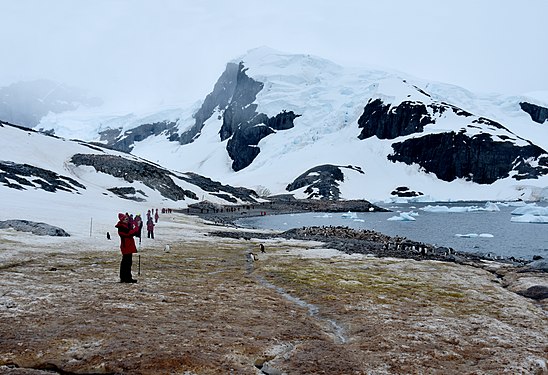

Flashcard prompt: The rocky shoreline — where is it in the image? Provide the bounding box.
[186,197,548,304]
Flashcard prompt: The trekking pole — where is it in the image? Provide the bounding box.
[138,254,141,276]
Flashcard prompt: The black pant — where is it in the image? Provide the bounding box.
[147,230,154,239]
[120,253,133,282]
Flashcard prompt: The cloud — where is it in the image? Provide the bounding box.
[1,0,547,111]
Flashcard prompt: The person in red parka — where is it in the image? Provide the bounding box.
[115,213,139,283]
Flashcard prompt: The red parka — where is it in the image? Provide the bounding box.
[115,219,139,255]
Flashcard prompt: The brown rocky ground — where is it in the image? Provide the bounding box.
[0,213,547,374]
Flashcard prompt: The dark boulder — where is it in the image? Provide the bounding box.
[0,220,70,236]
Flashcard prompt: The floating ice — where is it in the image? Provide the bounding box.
[511,214,548,224]
[455,233,494,238]
[341,211,357,219]
[387,212,416,221]
[511,204,548,216]
[421,202,501,213]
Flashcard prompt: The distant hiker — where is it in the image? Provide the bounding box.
[106,231,111,240]
[154,209,159,223]
[146,209,151,221]
[147,217,155,239]
[134,214,143,244]
[259,243,265,253]
[115,213,139,283]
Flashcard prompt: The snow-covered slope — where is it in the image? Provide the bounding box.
[37,47,548,202]
[0,121,260,234]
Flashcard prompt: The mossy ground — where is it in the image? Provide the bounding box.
[0,214,547,374]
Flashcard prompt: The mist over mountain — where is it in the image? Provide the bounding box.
[0,79,102,128]
[14,48,548,203]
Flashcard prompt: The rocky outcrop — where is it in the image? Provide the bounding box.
[70,154,197,201]
[107,186,147,202]
[357,99,433,139]
[99,121,178,153]
[0,161,85,192]
[520,102,548,124]
[227,110,300,171]
[0,220,70,236]
[388,131,548,184]
[178,172,259,203]
[357,99,474,140]
[390,186,424,198]
[286,165,364,200]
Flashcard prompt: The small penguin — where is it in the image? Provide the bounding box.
[259,243,265,253]
[106,231,111,240]
[164,244,170,252]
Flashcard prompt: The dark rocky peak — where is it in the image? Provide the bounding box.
[388,131,548,184]
[391,186,424,198]
[520,102,548,124]
[357,98,433,140]
[286,164,363,200]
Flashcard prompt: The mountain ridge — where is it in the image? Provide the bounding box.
[28,47,548,202]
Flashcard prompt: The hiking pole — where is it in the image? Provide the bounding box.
[138,254,141,276]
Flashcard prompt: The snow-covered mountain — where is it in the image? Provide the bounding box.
[36,47,548,202]
[0,79,102,128]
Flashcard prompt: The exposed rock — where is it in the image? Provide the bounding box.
[520,101,548,124]
[0,220,70,236]
[0,160,85,193]
[180,62,300,171]
[99,121,178,153]
[516,285,548,300]
[70,154,197,201]
[388,131,548,184]
[107,186,147,202]
[390,186,424,197]
[357,99,433,139]
[286,165,364,200]
[178,172,259,203]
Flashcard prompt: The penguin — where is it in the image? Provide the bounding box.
[259,243,265,253]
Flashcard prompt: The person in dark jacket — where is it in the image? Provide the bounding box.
[115,213,139,283]
[146,216,155,239]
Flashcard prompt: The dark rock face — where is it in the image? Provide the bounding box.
[286,165,364,200]
[357,99,433,139]
[182,62,300,171]
[99,121,178,153]
[0,220,70,236]
[520,102,548,124]
[227,110,300,171]
[0,161,85,192]
[388,131,548,184]
[70,154,197,201]
[357,99,474,140]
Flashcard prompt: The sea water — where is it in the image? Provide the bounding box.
[236,202,548,260]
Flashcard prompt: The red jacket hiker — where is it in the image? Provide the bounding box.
[115,213,139,255]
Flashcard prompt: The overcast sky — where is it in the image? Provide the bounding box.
[2,0,547,111]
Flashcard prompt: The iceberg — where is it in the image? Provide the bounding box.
[455,233,494,238]
[387,212,416,221]
[341,211,357,219]
[511,214,548,224]
[511,205,548,216]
